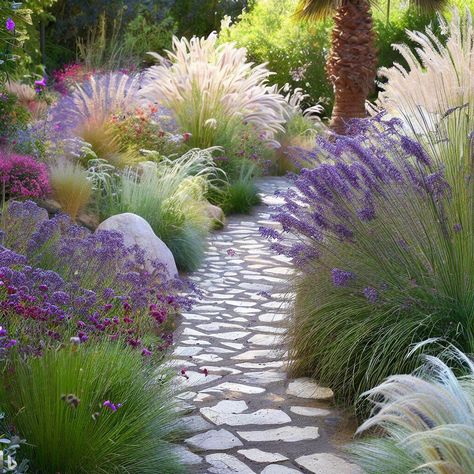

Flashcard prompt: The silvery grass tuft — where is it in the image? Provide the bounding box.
[351,343,474,474]
[261,113,474,406]
[140,33,288,149]
[375,8,473,135]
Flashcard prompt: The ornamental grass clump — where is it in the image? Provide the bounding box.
[100,149,221,272]
[49,160,93,220]
[0,342,183,473]
[376,9,473,134]
[262,114,473,406]
[350,345,474,474]
[140,33,287,149]
[49,72,142,166]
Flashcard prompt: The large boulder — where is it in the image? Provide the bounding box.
[96,213,178,279]
[205,202,225,230]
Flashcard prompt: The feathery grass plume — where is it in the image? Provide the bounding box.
[49,160,93,220]
[261,114,474,407]
[49,72,142,166]
[0,342,183,473]
[376,8,473,134]
[140,33,287,149]
[100,149,221,272]
[5,81,47,120]
[350,343,474,474]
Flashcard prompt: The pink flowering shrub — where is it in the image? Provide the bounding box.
[0,153,50,200]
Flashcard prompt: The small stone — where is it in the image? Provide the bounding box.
[290,406,331,417]
[185,429,243,451]
[206,453,255,474]
[295,453,363,474]
[238,449,288,463]
[237,426,320,443]
[287,378,334,401]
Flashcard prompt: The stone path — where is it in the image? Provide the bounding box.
[171,177,361,474]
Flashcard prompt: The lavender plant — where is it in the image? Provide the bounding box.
[262,114,473,406]
[0,200,193,360]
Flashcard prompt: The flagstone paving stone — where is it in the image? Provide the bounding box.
[172,178,360,473]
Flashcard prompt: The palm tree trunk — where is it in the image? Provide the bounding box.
[327,0,377,134]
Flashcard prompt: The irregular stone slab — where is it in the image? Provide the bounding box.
[287,379,334,401]
[240,371,287,385]
[221,342,245,350]
[96,213,178,278]
[185,429,243,451]
[193,354,223,363]
[173,415,214,433]
[176,371,222,388]
[176,391,197,400]
[197,322,245,331]
[203,382,266,394]
[253,326,287,334]
[206,453,256,474]
[295,453,363,474]
[202,400,248,414]
[237,426,320,443]
[173,346,203,357]
[259,313,287,323]
[209,331,251,341]
[290,406,331,417]
[201,404,291,426]
[238,449,288,463]
[171,445,203,465]
[231,350,275,361]
[261,464,301,474]
[194,393,213,403]
[248,334,283,346]
[236,361,284,369]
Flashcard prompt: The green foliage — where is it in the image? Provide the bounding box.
[122,12,177,64]
[219,0,333,114]
[0,88,31,142]
[0,342,182,473]
[99,150,219,272]
[220,161,261,214]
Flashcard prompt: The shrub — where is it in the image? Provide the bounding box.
[0,90,31,146]
[49,160,93,220]
[0,200,193,358]
[350,344,474,473]
[140,33,287,149]
[261,115,473,406]
[99,149,219,272]
[1,342,182,473]
[0,153,50,201]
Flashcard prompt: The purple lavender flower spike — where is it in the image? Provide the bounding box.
[331,268,355,287]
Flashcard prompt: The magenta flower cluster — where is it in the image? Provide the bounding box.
[0,153,50,200]
[0,201,195,360]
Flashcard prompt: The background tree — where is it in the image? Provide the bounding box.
[296,0,448,133]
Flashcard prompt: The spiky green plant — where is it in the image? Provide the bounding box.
[221,161,261,214]
[101,149,222,272]
[140,33,287,149]
[350,344,474,474]
[0,342,183,474]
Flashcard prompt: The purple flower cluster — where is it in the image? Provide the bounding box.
[261,116,453,303]
[0,153,50,200]
[0,201,195,360]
